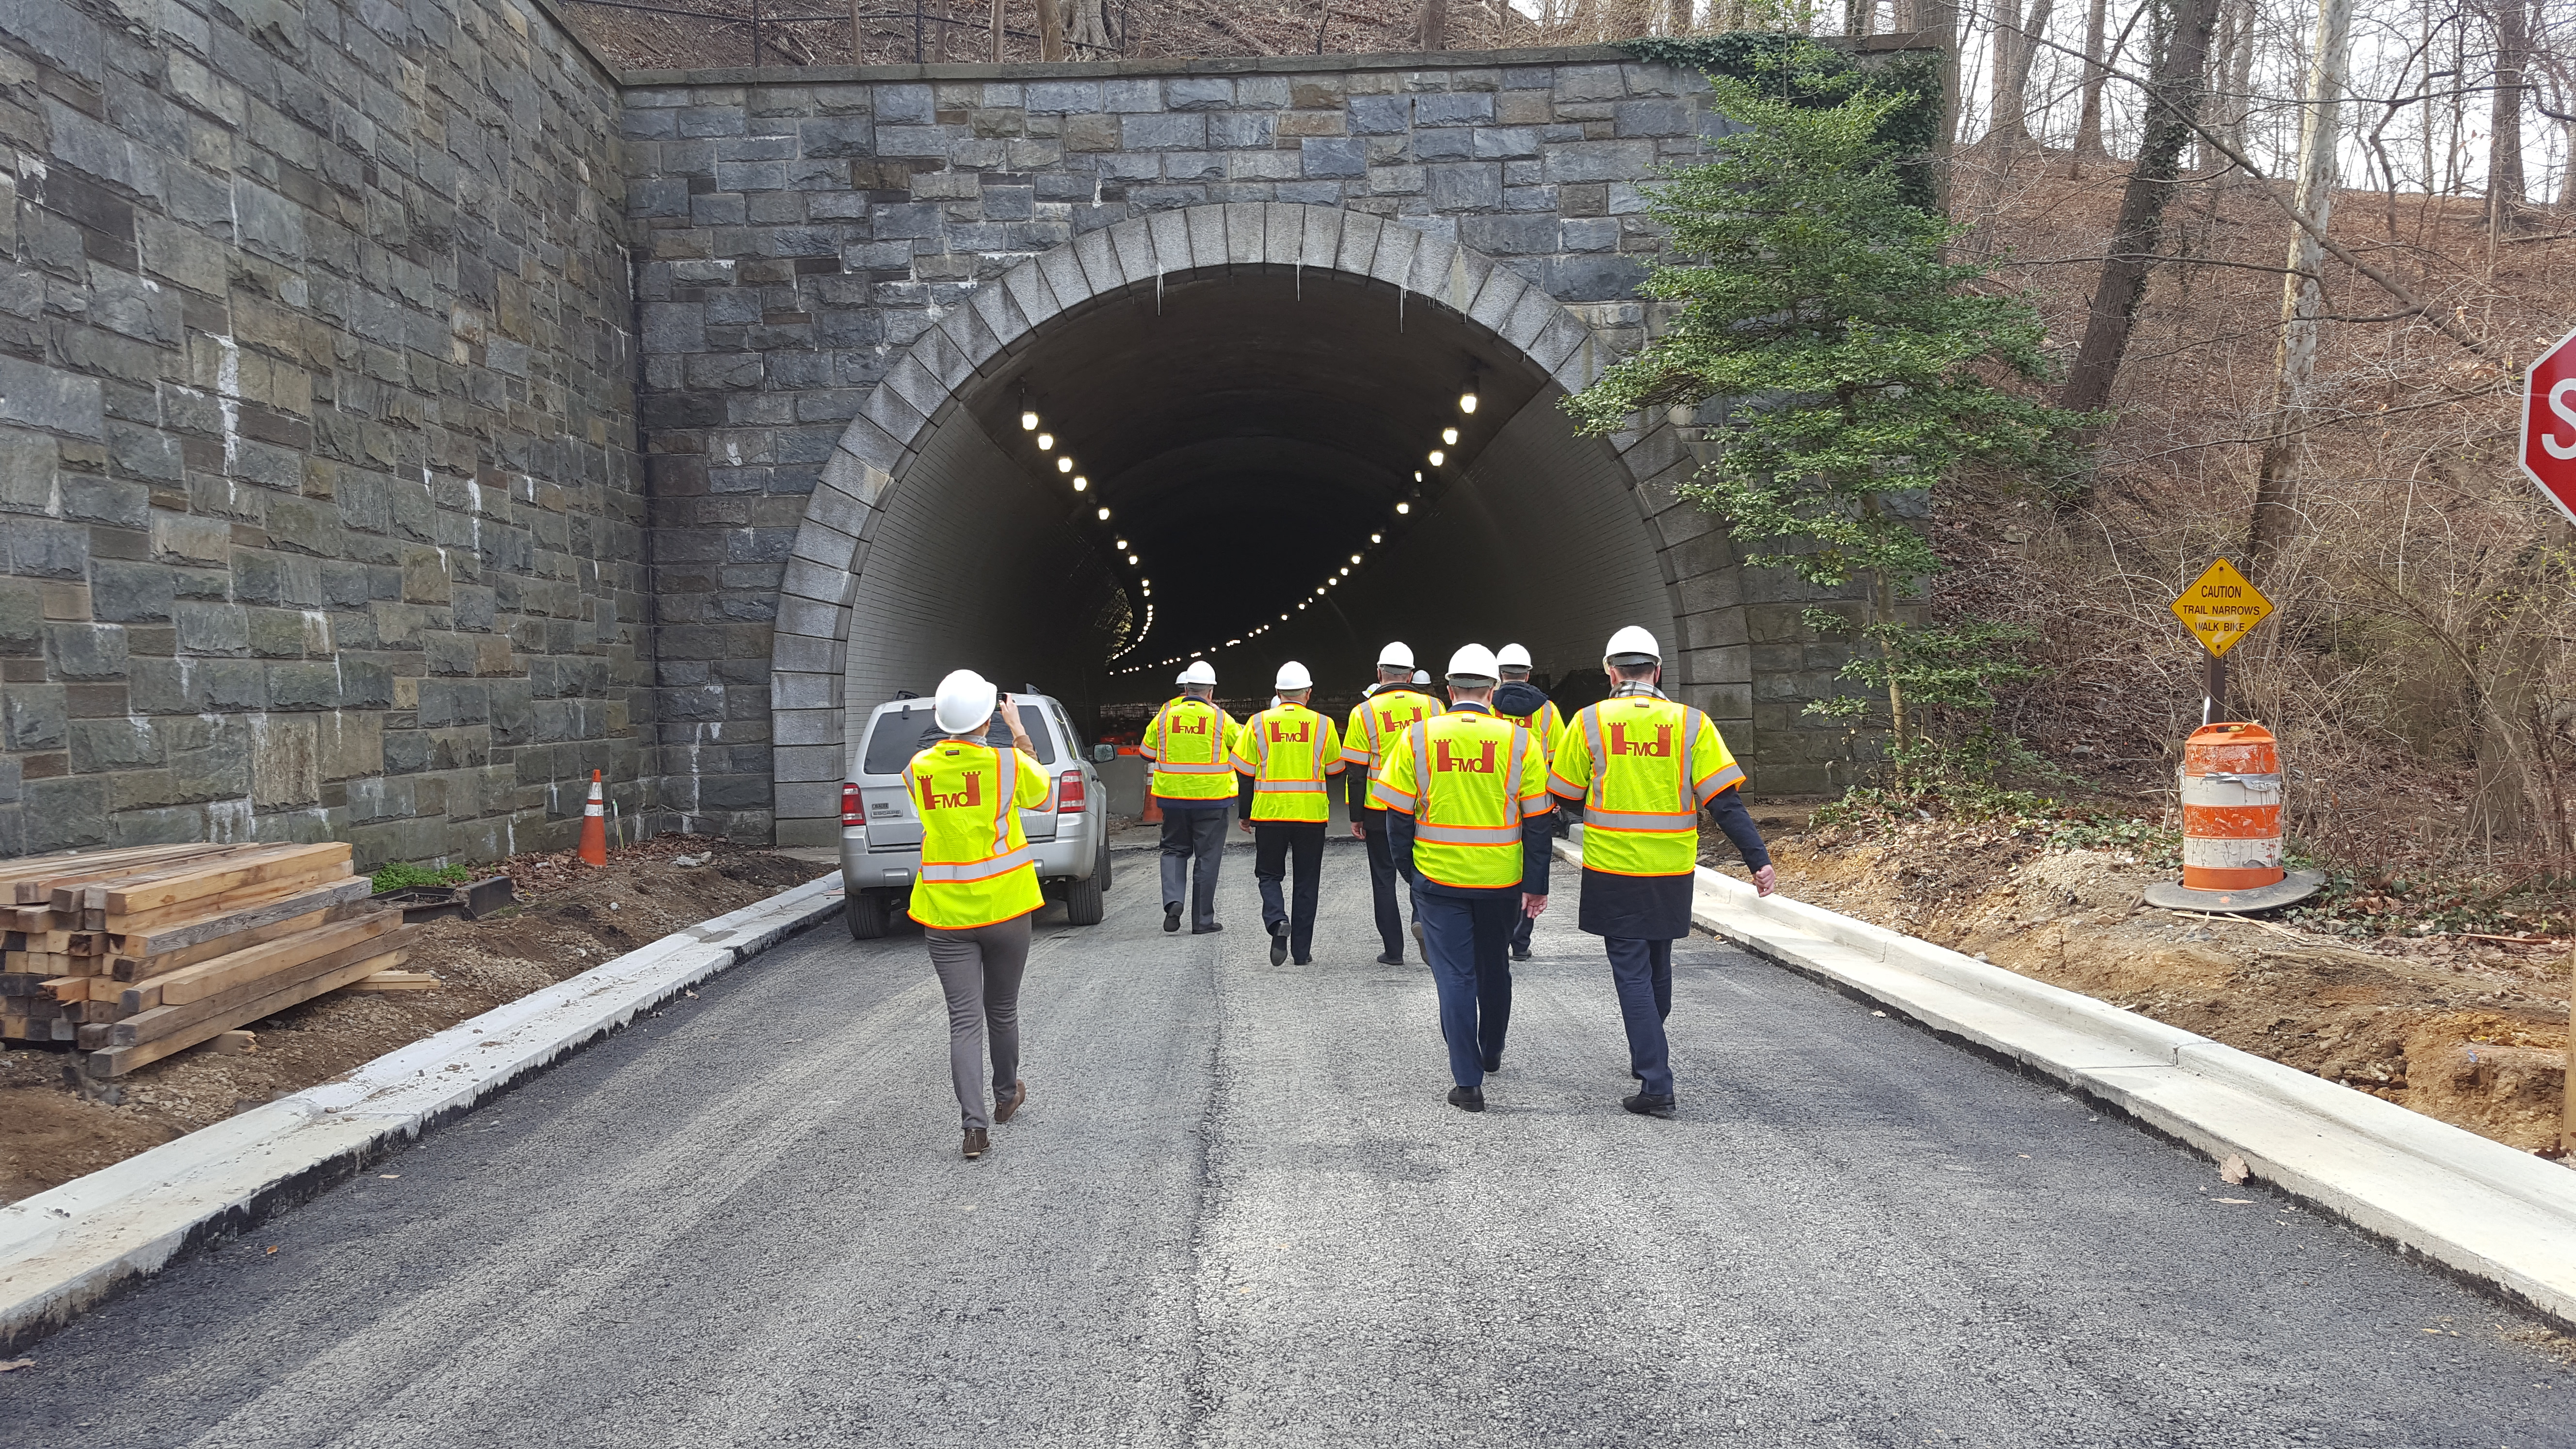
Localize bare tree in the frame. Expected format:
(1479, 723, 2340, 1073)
(2071, 0, 2118, 161)
(1989, 0, 2036, 146)
(2485, 0, 2531, 216)
(1037, 0, 1065, 59)
(2247, 0, 2358, 581)
(1419, 0, 1449, 48)
(2061, 0, 2226, 415)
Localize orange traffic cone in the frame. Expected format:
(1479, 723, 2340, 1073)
(578, 769, 608, 865)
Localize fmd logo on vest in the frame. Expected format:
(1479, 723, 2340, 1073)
(1269, 720, 1311, 744)
(1608, 723, 1674, 758)
(1435, 739, 1498, 774)
(926, 772, 984, 810)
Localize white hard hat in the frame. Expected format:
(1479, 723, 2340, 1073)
(1445, 644, 1499, 685)
(932, 669, 998, 735)
(1603, 625, 1661, 670)
(1177, 659, 1216, 688)
(1274, 660, 1313, 692)
(1377, 641, 1415, 670)
(1496, 643, 1532, 670)
(1412, 670, 1430, 685)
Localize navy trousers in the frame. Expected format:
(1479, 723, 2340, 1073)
(1605, 935, 1676, 1097)
(1361, 820, 1417, 958)
(1417, 888, 1517, 1090)
(1508, 904, 1534, 954)
(1252, 821, 1325, 959)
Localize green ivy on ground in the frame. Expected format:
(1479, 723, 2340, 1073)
(370, 861, 477, 894)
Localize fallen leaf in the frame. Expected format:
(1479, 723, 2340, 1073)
(1871, 1010, 1887, 1017)
(379, 1174, 400, 1180)
(2215, 1197, 2254, 1204)
(2220, 1154, 2250, 1185)
(265, 1246, 279, 1255)
(0, 1358, 33, 1373)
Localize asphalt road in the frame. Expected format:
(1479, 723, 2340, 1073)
(6, 836, 2572, 1447)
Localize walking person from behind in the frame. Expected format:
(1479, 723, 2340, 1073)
(1547, 627, 1776, 1119)
(1491, 643, 1565, 963)
(1344, 643, 1441, 965)
(1375, 645, 1553, 1113)
(1143, 659, 1239, 934)
(1233, 662, 1345, 966)
(906, 670, 1050, 1160)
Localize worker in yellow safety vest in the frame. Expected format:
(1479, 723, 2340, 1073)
(1231, 660, 1345, 966)
(1373, 644, 1553, 1113)
(1344, 641, 1441, 966)
(905, 669, 1051, 1160)
(1142, 658, 1239, 935)
(1490, 642, 1566, 962)
(1547, 626, 1776, 1119)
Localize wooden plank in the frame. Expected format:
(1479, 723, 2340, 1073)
(41, 976, 89, 1004)
(94, 843, 349, 916)
(152, 914, 394, 1006)
(341, 970, 438, 992)
(1, 843, 230, 901)
(109, 909, 333, 983)
(52, 842, 312, 912)
(84, 949, 406, 1078)
(112, 878, 373, 956)
(101, 867, 351, 935)
(110, 926, 415, 1045)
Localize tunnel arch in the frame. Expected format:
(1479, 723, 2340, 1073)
(767, 203, 1750, 845)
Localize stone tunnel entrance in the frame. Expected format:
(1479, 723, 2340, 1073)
(769, 204, 1756, 845)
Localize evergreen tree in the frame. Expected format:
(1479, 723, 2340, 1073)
(1568, 40, 2091, 777)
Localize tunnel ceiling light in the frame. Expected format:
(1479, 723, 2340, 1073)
(1370, 532, 1382, 543)
(1127, 554, 1138, 564)
(1115, 538, 1127, 549)
(1338, 567, 1349, 576)
(1459, 390, 1478, 414)
(1413, 470, 1423, 483)
(1397, 501, 1411, 515)
(1442, 427, 1459, 446)
(1057, 457, 1074, 474)
(1427, 450, 1444, 467)
(1036, 432, 1055, 450)
(1073, 476, 1088, 491)
(1349, 553, 1361, 564)
(1022, 410, 1040, 430)
(1097, 507, 1111, 520)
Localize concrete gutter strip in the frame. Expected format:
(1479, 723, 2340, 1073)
(1554, 831, 2576, 1329)
(0, 873, 848, 1352)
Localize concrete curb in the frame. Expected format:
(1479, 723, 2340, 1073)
(0, 873, 848, 1352)
(1554, 831, 2576, 1329)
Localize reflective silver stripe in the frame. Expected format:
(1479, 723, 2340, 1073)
(1695, 762, 1746, 803)
(920, 844, 1039, 883)
(1679, 708, 1701, 805)
(1155, 759, 1234, 775)
(1584, 808, 1697, 830)
(1414, 821, 1521, 845)
(1582, 706, 1607, 811)
(991, 747, 1016, 853)
(1256, 779, 1328, 793)
(1370, 781, 1416, 810)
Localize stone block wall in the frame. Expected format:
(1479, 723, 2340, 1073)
(0, 0, 646, 863)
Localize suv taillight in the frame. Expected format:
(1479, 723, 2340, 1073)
(1057, 770, 1085, 813)
(841, 782, 862, 827)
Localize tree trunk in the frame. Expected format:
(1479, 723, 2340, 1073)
(2002, 0, 2057, 146)
(1845, 0, 1872, 36)
(2486, 0, 2529, 213)
(1670, 0, 1696, 36)
(1989, 0, 2030, 145)
(990, 0, 1004, 60)
(1036, 0, 1064, 60)
(2070, 0, 2113, 161)
(1418, 0, 1448, 49)
(1067, 0, 1114, 54)
(2059, 0, 2224, 417)
(2246, 0, 2356, 584)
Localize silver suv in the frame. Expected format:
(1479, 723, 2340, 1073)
(839, 691, 1114, 938)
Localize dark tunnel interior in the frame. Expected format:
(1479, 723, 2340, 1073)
(839, 264, 1677, 728)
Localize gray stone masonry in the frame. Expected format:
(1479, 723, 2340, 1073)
(0, 0, 648, 865)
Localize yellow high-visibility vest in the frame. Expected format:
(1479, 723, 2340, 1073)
(1372, 707, 1550, 889)
(1497, 695, 1564, 768)
(1343, 687, 1441, 816)
(1547, 693, 1745, 877)
(1232, 703, 1345, 823)
(904, 740, 1051, 929)
(1141, 695, 1239, 802)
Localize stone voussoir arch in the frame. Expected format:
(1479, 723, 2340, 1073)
(767, 201, 1743, 842)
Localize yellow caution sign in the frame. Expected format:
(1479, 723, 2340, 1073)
(2170, 558, 2274, 658)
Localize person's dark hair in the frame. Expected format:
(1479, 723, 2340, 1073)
(1611, 661, 1659, 683)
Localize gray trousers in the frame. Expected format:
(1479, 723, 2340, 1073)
(1158, 805, 1227, 928)
(924, 913, 1032, 1130)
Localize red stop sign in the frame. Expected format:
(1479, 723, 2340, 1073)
(2525, 327, 2576, 525)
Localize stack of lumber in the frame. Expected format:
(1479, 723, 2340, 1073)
(0, 842, 418, 1078)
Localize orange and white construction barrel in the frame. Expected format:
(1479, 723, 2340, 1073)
(2145, 722, 2320, 913)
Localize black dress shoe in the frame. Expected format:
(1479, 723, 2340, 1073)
(1192, 921, 1224, 934)
(962, 1127, 990, 1159)
(1481, 1057, 1502, 1075)
(1621, 1092, 1677, 1118)
(1510, 945, 1531, 961)
(1375, 950, 1403, 966)
(1163, 902, 1182, 933)
(1268, 920, 1288, 966)
(1291, 954, 1313, 965)
(1447, 1085, 1486, 1113)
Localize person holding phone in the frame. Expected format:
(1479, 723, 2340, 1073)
(907, 670, 1051, 1160)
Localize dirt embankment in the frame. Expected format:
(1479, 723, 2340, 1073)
(0, 839, 832, 1204)
(1706, 808, 2573, 1157)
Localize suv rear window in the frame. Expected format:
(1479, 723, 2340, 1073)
(860, 701, 1055, 776)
